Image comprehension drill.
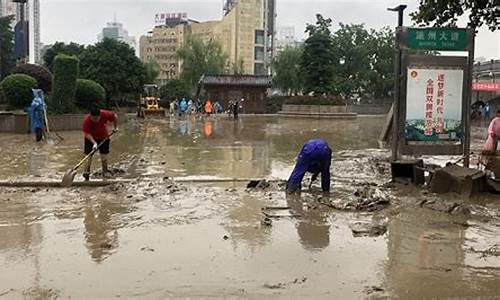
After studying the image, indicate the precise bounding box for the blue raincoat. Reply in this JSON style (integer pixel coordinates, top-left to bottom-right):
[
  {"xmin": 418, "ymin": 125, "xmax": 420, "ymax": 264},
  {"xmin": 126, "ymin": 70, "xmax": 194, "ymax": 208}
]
[
  {"xmin": 27, "ymin": 89, "xmax": 46, "ymax": 132},
  {"xmin": 286, "ymin": 139, "xmax": 332, "ymax": 193},
  {"xmin": 179, "ymin": 98, "xmax": 188, "ymax": 113}
]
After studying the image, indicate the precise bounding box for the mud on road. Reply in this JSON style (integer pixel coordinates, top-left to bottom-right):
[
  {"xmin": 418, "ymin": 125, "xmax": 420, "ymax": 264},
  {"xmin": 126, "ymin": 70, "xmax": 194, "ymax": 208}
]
[{"xmin": 0, "ymin": 116, "xmax": 499, "ymax": 298}]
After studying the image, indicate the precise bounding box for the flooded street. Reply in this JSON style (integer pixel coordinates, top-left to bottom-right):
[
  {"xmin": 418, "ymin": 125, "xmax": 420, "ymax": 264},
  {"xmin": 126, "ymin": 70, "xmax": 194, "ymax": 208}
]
[{"xmin": 0, "ymin": 116, "xmax": 499, "ymax": 298}]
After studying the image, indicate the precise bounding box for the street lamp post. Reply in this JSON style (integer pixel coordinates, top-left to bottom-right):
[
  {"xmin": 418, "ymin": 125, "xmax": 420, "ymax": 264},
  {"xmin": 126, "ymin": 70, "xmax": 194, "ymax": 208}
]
[{"xmin": 387, "ymin": 4, "xmax": 407, "ymax": 161}]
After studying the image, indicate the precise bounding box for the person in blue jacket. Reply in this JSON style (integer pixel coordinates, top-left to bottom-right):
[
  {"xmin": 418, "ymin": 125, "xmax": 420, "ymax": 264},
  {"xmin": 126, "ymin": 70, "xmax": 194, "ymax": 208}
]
[
  {"xmin": 179, "ymin": 98, "xmax": 188, "ymax": 115},
  {"xmin": 286, "ymin": 139, "xmax": 332, "ymax": 194},
  {"xmin": 26, "ymin": 89, "xmax": 46, "ymax": 142}
]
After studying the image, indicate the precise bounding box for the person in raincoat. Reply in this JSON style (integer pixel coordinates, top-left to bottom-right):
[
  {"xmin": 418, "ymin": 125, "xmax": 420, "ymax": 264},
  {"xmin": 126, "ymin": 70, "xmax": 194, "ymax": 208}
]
[
  {"xmin": 214, "ymin": 101, "xmax": 223, "ymax": 114},
  {"xmin": 27, "ymin": 89, "xmax": 46, "ymax": 142},
  {"xmin": 286, "ymin": 139, "xmax": 332, "ymax": 194},
  {"xmin": 204, "ymin": 99, "xmax": 213, "ymax": 116},
  {"xmin": 169, "ymin": 100, "xmax": 176, "ymax": 115},
  {"xmin": 231, "ymin": 99, "xmax": 239, "ymax": 119},
  {"xmin": 179, "ymin": 98, "xmax": 188, "ymax": 115}
]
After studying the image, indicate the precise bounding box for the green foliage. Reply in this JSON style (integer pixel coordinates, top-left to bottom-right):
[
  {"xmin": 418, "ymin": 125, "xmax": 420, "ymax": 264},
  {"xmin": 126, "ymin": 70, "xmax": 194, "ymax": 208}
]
[
  {"xmin": 177, "ymin": 36, "xmax": 228, "ymax": 90},
  {"xmin": 330, "ymin": 24, "xmax": 395, "ymax": 101},
  {"xmin": 365, "ymin": 27, "xmax": 395, "ymax": 99},
  {"xmin": 75, "ymin": 79, "xmax": 106, "ymax": 109},
  {"xmin": 80, "ymin": 38, "xmax": 146, "ymax": 106},
  {"xmin": 51, "ymin": 54, "xmax": 79, "ymax": 113},
  {"xmin": 272, "ymin": 46, "xmax": 304, "ymax": 96},
  {"xmin": 411, "ymin": 0, "xmax": 499, "ymax": 31},
  {"xmin": 0, "ymin": 74, "xmax": 38, "ymax": 109},
  {"xmin": 144, "ymin": 60, "xmax": 160, "ymax": 84},
  {"xmin": 43, "ymin": 42, "xmax": 86, "ymax": 72},
  {"xmin": 331, "ymin": 23, "xmax": 372, "ymax": 100},
  {"xmin": 266, "ymin": 96, "xmax": 287, "ymax": 113},
  {"xmin": 301, "ymin": 14, "xmax": 335, "ymax": 95},
  {"xmin": 232, "ymin": 58, "xmax": 245, "ymax": 75},
  {"xmin": 0, "ymin": 16, "xmax": 15, "ymax": 80},
  {"xmin": 159, "ymin": 79, "xmax": 191, "ymax": 100},
  {"xmin": 12, "ymin": 64, "xmax": 53, "ymax": 93}
]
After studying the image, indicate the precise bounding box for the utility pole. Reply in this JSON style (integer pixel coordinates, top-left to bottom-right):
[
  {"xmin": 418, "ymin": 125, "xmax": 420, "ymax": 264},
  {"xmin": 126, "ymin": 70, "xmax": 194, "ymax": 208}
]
[{"xmin": 387, "ymin": 4, "xmax": 407, "ymax": 161}]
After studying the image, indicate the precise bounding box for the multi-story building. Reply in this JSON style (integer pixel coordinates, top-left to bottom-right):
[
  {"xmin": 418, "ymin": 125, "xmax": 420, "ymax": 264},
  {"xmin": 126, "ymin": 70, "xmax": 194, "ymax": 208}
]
[
  {"xmin": 0, "ymin": 0, "xmax": 41, "ymax": 64},
  {"xmin": 98, "ymin": 20, "xmax": 136, "ymax": 51},
  {"xmin": 139, "ymin": 0, "xmax": 276, "ymax": 83},
  {"xmin": 139, "ymin": 17, "xmax": 189, "ymax": 85},
  {"xmin": 275, "ymin": 26, "xmax": 298, "ymax": 54}
]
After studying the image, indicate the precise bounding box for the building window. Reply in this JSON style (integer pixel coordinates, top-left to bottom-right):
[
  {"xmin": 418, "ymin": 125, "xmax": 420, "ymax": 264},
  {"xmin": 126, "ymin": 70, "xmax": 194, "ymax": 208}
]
[
  {"xmin": 254, "ymin": 63, "xmax": 266, "ymax": 75},
  {"xmin": 255, "ymin": 30, "xmax": 265, "ymax": 45},
  {"xmin": 254, "ymin": 46, "xmax": 265, "ymax": 61}
]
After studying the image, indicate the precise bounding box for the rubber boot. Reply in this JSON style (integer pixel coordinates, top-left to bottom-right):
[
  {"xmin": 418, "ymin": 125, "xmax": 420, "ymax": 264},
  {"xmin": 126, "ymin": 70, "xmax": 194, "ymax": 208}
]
[
  {"xmin": 83, "ymin": 158, "xmax": 92, "ymax": 181},
  {"xmin": 101, "ymin": 156, "xmax": 110, "ymax": 178}
]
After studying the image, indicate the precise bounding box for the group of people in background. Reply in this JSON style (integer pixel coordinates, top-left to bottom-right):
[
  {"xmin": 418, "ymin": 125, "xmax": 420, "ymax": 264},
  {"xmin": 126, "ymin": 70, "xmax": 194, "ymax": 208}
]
[
  {"xmin": 472, "ymin": 102, "xmax": 491, "ymax": 120},
  {"xmin": 169, "ymin": 98, "xmax": 243, "ymax": 119}
]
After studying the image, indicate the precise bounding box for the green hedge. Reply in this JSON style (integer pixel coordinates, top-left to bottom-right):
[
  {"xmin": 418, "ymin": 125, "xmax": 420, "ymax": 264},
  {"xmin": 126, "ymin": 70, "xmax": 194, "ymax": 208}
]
[
  {"xmin": 12, "ymin": 64, "xmax": 53, "ymax": 93},
  {"xmin": 51, "ymin": 54, "xmax": 79, "ymax": 113},
  {"xmin": 0, "ymin": 74, "xmax": 38, "ymax": 109},
  {"xmin": 75, "ymin": 79, "xmax": 106, "ymax": 109}
]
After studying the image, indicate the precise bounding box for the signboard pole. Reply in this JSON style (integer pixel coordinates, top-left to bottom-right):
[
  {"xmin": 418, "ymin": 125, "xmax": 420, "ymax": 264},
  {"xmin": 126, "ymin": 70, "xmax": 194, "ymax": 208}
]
[
  {"xmin": 464, "ymin": 30, "xmax": 475, "ymax": 167},
  {"xmin": 392, "ymin": 27, "xmax": 402, "ymax": 161}
]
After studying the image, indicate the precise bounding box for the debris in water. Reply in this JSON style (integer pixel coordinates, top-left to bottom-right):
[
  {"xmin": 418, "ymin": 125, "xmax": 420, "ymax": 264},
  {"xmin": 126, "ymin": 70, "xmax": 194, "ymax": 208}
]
[
  {"xmin": 261, "ymin": 217, "xmax": 272, "ymax": 227},
  {"xmin": 140, "ymin": 246, "xmax": 155, "ymax": 252},
  {"xmin": 93, "ymin": 167, "xmax": 126, "ymax": 178},
  {"xmin": 364, "ymin": 285, "xmax": 384, "ymax": 295},
  {"xmin": 263, "ymin": 282, "xmax": 286, "ymax": 289},
  {"xmin": 349, "ymin": 221, "xmax": 387, "ymax": 237},
  {"xmin": 468, "ymin": 244, "xmax": 500, "ymax": 258},
  {"xmin": 419, "ymin": 199, "xmax": 471, "ymax": 216},
  {"xmin": 246, "ymin": 180, "xmax": 270, "ymax": 189}
]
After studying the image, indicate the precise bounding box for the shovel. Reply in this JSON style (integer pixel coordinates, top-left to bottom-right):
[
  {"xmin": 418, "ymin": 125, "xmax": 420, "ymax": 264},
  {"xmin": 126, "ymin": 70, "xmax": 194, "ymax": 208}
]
[
  {"xmin": 42, "ymin": 98, "xmax": 63, "ymax": 144},
  {"xmin": 61, "ymin": 131, "xmax": 116, "ymax": 187}
]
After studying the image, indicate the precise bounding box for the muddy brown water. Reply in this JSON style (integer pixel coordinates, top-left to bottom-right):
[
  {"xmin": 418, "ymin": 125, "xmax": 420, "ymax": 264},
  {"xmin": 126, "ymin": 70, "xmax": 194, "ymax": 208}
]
[{"xmin": 0, "ymin": 115, "xmax": 499, "ymax": 298}]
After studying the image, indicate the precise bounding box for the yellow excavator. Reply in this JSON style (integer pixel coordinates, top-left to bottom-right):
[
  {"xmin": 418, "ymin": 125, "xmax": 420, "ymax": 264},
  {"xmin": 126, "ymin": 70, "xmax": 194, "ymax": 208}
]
[{"xmin": 138, "ymin": 84, "xmax": 165, "ymax": 117}]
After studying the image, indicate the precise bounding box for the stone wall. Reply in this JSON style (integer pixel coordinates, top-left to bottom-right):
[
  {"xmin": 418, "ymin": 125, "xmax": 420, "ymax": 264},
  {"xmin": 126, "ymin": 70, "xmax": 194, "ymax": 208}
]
[
  {"xmin": 281, "ymin": 105, "xmax": 348, "ymax": 114},
  {"xmin": 349, "ymin": 104, "xmax": 392, "ymax": 115}
]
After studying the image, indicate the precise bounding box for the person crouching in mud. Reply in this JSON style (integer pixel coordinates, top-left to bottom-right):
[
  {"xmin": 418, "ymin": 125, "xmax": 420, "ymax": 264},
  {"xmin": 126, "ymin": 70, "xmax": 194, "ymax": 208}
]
[
  {"xmin": 286, "ymin": 139, "xmax": 332, "ymax": 194},
  {"xmin": 82, "ymin": 105, "xmax": 118, "ymax": 181}
]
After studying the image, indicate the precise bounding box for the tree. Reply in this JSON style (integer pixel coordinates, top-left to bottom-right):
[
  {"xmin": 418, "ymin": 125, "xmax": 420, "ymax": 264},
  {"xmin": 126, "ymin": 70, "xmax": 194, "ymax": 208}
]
[
  {"xmin": 159, "ymin": 79, "xmax": 191, "ymax": 101},
  {"xmin": 144, "ymin": 60, "xmax": 160, "ymax": 84},
  {"xmin": 301, "ymin": 14, "xmax": 335, "ymax": 95},
  {"xmin": 0, "ymin": 74, "xmax": 38, "ymax": 109},
  {"xmin": 12, "ymin": 64, "xmax": 53, "ymax": 93},
  {"xmin": 411, "ymin": 0, "xmax": 499, "ymax": 31},
  {"xmin": 365, "ymin": 27, "xmax": 394, "ymax": 99},
  {"xmin": 272, "ymin": 46, "xmax": 304, "ymax": 95},
  {"xmin": 177, "ymin": 36, "xmax": 228, "ymax": 90},
  {"xmin": 331, "ymin": 23, "xmax": 372, "ymax": 101},
  {"xmin": 51, "ymin": 54, "xmax": 79, "ymax": 113},
  {"xmin": 42, "ymin": 42, "xmax": 86, "ymax": 72},
  {"xmin": 232, "ymin": 58, "xmax": 245, "ymax": 75},
  {"xmin": 80, "ymin": 38, "xmax": 146, "ymax": 106},
  {"xmin": 0, "ymin": 16, "xmax": 15, "ymax": 80},
  {"xmin": 75, "ymin": 79, "xmax": 106, "ymax": 110}
]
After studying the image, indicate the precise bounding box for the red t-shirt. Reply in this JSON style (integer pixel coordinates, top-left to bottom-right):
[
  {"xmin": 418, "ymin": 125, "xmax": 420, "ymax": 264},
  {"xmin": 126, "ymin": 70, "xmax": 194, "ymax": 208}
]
[{"xmin": 82, "ymin": 109, "xmax": 116, "ymax": 140}]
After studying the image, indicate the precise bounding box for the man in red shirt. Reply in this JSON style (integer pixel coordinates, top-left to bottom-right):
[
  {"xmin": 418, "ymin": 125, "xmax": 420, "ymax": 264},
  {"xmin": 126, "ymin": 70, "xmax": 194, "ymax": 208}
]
[{"xmin": 82, "ymin": 106, "xmax": 118, "ymax": 181}]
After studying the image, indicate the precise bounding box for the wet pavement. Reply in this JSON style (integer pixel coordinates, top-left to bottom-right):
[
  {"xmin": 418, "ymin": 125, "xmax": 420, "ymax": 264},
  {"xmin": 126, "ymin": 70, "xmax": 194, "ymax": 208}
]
[{"xmin": 0, "ymin": 115, "xmax": 499, "ymax": 298}]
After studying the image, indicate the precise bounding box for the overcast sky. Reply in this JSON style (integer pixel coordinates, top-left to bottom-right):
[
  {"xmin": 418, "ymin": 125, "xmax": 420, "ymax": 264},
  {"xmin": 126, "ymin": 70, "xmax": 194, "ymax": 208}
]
[{"xmin": 40, "ymin": 0, "xmax": 499, "ymax": 60}]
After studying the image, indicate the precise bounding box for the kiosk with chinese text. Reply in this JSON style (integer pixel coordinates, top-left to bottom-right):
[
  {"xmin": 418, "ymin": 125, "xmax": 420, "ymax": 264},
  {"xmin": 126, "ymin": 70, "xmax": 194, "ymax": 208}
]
[{"xmin": 393, "ymin": 27, "xmax": 475, "ymax": 165}]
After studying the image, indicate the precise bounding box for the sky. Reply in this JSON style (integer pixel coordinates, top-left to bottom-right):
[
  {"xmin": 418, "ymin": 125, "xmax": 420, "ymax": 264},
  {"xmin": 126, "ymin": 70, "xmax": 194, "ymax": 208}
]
[{"xmin": 40, "ymin": 0, "xmax": 499, "ymax": 60}]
